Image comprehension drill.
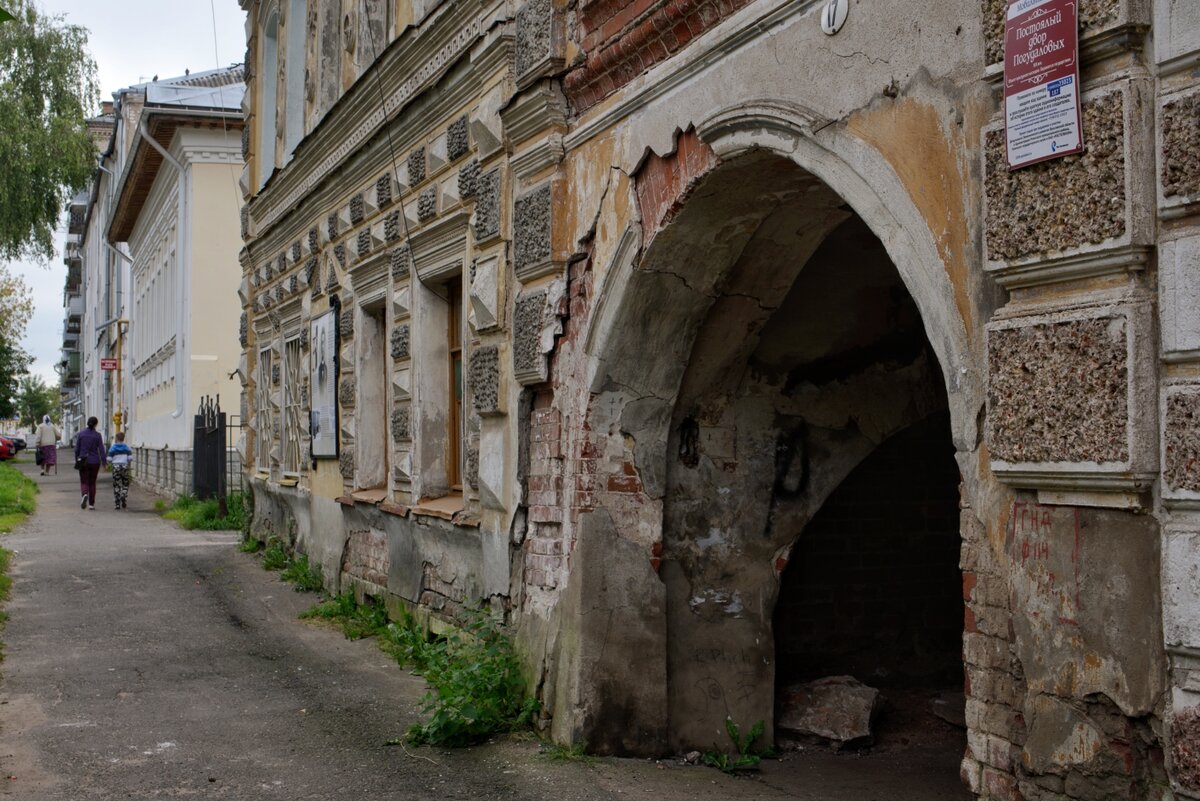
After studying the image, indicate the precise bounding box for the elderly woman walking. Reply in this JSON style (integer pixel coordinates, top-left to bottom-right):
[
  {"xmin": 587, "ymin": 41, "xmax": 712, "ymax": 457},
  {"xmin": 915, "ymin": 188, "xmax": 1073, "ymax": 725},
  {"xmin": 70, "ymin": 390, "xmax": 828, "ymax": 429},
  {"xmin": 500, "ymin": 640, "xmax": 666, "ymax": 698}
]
[
  {"xmin": 74, "ymin": 416, "xmax": 107, "ymax": 510},
  {"xmin": 34, "ymin": 415, "xmax": 60, "ymax": 475}
]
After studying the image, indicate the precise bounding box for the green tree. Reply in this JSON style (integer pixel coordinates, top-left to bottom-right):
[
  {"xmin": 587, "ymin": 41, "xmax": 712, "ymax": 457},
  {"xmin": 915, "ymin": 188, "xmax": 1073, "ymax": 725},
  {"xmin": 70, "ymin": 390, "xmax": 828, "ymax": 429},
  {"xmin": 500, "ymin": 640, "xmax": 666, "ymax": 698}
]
[
  {"xmin": 0, "ymin": 337, "xmax": 29, "ymax": 420},
  {"xmin": 0, "ymin": 1, "xmax": 98, "ymax": 261},
  {"xmin": 15, "ymin": 373, "xmax": 55, "ymax": 429}
]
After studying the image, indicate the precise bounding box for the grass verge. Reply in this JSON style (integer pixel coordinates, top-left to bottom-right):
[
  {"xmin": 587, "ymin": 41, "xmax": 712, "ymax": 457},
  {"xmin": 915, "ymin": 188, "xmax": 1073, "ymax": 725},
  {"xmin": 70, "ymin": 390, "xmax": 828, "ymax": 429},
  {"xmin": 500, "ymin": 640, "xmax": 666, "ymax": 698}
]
[
  {"xmin": 162, "ymin": 492, "xmax": 246, "ymax": 531},
  {"xmin": 0, "ymin": 461, "xmax": 38, "ymax": 661}
]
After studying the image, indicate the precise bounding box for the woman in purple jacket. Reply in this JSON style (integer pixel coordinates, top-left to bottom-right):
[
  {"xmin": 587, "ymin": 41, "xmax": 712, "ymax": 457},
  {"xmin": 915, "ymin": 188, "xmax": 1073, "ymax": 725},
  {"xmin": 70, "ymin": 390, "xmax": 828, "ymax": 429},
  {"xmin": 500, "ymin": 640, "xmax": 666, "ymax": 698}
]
[{"xmin": 74, "ymin": 416, "xmax": 107, "ymax": 510}]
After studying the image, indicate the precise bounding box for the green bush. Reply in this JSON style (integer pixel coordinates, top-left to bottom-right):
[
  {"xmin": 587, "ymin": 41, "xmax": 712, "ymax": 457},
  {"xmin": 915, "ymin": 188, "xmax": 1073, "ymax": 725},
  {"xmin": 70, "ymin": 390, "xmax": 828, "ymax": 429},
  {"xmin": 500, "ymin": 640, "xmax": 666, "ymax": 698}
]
[{"xmin": 162, "ymin": 492, "xmax": 246, "ymax": 531}]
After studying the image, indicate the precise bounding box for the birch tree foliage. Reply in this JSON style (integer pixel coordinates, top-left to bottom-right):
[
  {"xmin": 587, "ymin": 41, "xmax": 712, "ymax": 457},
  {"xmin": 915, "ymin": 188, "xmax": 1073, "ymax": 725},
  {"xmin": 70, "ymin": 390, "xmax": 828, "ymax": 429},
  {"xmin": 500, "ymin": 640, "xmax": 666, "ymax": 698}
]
[{"xmin": 0, "ymin": 1, "xmax": 98, "ymax": 261}]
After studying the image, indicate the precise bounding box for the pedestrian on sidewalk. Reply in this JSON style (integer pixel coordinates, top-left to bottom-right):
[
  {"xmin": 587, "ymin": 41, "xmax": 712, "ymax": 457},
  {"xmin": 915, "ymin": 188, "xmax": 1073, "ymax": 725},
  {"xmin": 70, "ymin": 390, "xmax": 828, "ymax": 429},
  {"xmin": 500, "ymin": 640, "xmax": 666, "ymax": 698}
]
[
  {"xmin": 108, "ymin": 432, "xmax": 132, "ymax": 510},
  {"xmin": 74, "ymin": 417, "xmax": 107, "ymax": 510},
  {"xmin": 34, "ymin": 415, "xmax": 60, "ymax": 475}
]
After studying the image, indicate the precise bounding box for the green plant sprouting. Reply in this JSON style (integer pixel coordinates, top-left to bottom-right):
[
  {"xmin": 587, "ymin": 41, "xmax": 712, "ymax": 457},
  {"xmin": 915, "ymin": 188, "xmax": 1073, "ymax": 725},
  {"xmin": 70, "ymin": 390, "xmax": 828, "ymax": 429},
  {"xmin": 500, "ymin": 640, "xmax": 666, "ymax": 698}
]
[{"xmin": 702, "ymin": 718, "xmax": 769, "ymax": 773}]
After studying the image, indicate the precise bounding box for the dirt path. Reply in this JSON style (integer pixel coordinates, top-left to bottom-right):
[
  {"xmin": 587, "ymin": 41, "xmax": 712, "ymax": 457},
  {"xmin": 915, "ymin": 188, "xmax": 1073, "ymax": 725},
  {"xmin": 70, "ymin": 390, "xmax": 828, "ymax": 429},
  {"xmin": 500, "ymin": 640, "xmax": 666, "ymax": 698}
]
[{"xmin": 0, "ymin": 456, "xmax": 969, "ymax": 800}]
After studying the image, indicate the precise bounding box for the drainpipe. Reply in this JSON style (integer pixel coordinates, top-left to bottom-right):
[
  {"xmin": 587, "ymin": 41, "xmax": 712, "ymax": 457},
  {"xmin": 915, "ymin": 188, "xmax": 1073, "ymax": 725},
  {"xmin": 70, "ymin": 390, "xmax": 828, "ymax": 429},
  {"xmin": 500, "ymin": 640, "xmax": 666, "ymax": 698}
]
[{"xmin": 138, "ymin": 116, "xmax": 188, "ymax": 424}]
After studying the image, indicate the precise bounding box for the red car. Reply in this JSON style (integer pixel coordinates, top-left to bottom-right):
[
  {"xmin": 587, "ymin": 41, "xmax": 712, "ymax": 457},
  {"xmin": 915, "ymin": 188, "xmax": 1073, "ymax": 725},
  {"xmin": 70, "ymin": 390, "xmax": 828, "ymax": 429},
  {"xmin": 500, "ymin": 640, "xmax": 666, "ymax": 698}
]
[{"xmin": 0, "ymin": 438, "xmax": 15, "ymax": 460}]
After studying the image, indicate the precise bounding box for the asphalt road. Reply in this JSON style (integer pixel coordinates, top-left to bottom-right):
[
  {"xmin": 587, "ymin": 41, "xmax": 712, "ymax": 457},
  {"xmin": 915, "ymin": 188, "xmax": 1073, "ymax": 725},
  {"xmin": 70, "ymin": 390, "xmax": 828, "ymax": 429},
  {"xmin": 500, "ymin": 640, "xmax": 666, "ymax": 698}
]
[{"xmin": 0, "ymin": 456, "xmax": 969, "ymax": 800}]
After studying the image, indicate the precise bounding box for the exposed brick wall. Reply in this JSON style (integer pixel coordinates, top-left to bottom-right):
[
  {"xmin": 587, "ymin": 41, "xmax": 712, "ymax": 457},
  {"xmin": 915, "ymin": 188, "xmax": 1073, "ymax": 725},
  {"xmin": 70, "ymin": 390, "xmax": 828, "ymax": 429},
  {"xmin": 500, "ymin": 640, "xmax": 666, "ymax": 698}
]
[
  {"xmin": 342, "ymin": 529, "xmax": 389, "ymax": 587},
  {"xmin": 565, "ymin": 0, "xmax": 755, "ymax": 112},
  {"xmin": 774, "ymin": 412, "xmax": 964, "ymax": 689},
  {"xmin": 635, "ymin": 128, "xmax": 718, "ymax": 242}
]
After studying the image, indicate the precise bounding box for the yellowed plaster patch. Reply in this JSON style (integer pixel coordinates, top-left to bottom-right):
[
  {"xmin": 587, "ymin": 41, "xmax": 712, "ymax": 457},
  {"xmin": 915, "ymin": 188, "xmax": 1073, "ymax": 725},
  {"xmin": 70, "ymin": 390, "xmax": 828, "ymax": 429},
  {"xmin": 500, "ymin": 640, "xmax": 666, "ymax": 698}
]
[{"xmin": 847, "ymin": 99, "xmax": 975, "ymax": 339}]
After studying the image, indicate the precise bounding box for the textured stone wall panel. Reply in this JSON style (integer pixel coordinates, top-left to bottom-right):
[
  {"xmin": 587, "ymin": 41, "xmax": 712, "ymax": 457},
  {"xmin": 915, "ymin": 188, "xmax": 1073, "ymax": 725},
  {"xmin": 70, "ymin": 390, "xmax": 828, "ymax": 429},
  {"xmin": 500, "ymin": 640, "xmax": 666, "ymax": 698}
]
[
  {"xmin": 983, "ymin": 0, "xmax": 1120, "ymax": 65},
  {"xmin": 340, "ymin": 309, "xmax": 354, "ymax": 340},
  {"xmin": 326, "ymin": 264, "xmax": 340, "ymax": 293},
  {"xmin": 986, "ymin": 93, "xmax": 1126, "ymax": 262},
  {"xmin": 515, "ymin": 0, "xmax": 552, "ymax": 78},
  {"xmin": 350, "ymin": 193, "xmax": 364, "ymax": 225},
  {"xmin": 459, "ymin": 159, "xmax": 481, "ymax": 199},
  {"xmin": 1163, "ymin": 92, "xmax": 1200, "ymax": 199},
  {"xmin": 308, "ymin": 227, "xmax": 318, "ymax": 252},
  {"xmin": 339, "ymin": 448, "xmax": 354, "ymax": 479},
  {"xmin": 333, "ymin": 242, "xmax": 347, "ymax": 267},
  {"xmin": 1165, "ymin": 391, "xmax": 1200, "ymax": 492},
  {"xmin": 391, "ymin": 404, "xmax": 411, "ymax": 442},
  {"xmin": 408, "ymin": 147, "xmax": 426, "ymax": 184},
  {"xmin": 514, "ymin": 291, "xmax": 546, "ymax": 382},
  {"xmin": 473, "ymin": 169, "xmax": 501, "ymax": 240},
  {"xmin": 1173, "ymin": 707, "xmax": 1200, "ymax": 791},
  {"xmin": 391, "ymin": 324, "xmax": 410, "ymax": 361},
  {"xmin": 514, "ymin": 184, "xmax": 552, "ymax": 274},
  {"xmin": 448, "ymin": 115, "xmax": 469, "ymax": 161},
  {"xmin": 291, "ymin": 241, "xmax": 301, "ymax": 262},
  {"xmin": 357, "ymin": 228, "xmax": 372, "ymax": 258},
  {"xmin": 376, "ymin": 174, "xmax": 392, "ymax": 207},
  {"xmin": 391, "ymin": 246, "xmax": 411, "ymax": 279},
  {"xmin": 239, "ymin": 312, "xmax": 248, "ymax": 348},
  {"xmin": 327, "ymin": 213, "xmax": 339, "ymax": 240},
  {"xmin": 384, "ymin": 211, "xmax": 400, "ymax": 242},
  {"xmin": 339, "ymin": 377, "xmax": 356, "ymax": 407},
  {"xmin": 469, "ymin": 345, "xmax": 501, "ymax": 415},
  {"xmin": 988, "ymin": 317, "xmax": 1129, "ymax": 463},
  {"xmin": 418, "ymin": 187, "xmax": 437, "ymax": 221}
]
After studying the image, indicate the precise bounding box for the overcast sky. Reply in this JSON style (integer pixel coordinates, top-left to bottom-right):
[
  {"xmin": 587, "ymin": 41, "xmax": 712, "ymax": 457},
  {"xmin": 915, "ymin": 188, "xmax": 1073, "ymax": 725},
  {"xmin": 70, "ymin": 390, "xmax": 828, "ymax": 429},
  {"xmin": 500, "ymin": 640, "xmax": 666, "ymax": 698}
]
[{"xmin": 9, "ymin": 0, "xmax": 246, "ymax": 388}]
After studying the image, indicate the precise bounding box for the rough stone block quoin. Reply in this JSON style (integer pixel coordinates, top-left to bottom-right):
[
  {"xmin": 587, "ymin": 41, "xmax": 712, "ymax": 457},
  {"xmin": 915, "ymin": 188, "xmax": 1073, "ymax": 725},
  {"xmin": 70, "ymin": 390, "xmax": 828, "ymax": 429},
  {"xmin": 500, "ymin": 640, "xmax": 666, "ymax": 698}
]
[
  {"xmin": 357, "ymin": 228, "xmax": 372, "ymax": 258},
  {"xmin": 390, "ymin": 246, "xmax": 411, "ymax": 279},
  {"xmin": 469, "ymin": 345, "xmax": 501, "ymax": 415},
  {"xmin": 417, "ymin": 187, "xmax": 437, "ymax": 222},
  {"xmin": 239, "ymin": 312, "xmax": 248, "ymax": 348},
  {"xmin": 515, "ymin": 0, "xmax": 553, "ymax": 78},
  {"xmin": 514, "ymin": 184, "xmax": 553, "ymax": 275},
  {"xmin": 349, "ymin": 193, "xmax": 364, "ymax": 225},
  {"xmin": 339, "ymin": 377, "xmax": 356, "ymax": 407},
  {"xmin": 1162, "ymin": 92, "xmax": 1200, "ymax": 199},
  {"xmin": 447, "ymin": 115, "xmax": 469, "ymax": 161},
  {"xmin": 308, "ymin": 227, "xmax": 319, "ymax": 252},
  {"xmin": 240, "ymin": 206, "xmax": 250, "ymax": 240},
  {"xmin": 339, "ymin": 448, "xmax": 354, "ymax": 479},
  {"xmin": 391, "ymin": 403, "xmax": 410, "ymax": 441},
  {"xmin": 339, "ymin": 309, "xmax": 354, "ymax": 340},
  {"xmin": 291, "ymin": 241, "xmax": 301, "ymax": 262},
  {"xmin": 988, "ymin": 316, "xmax": 1129, "ymax": 464},
  {"xmin": 985, "ymin": 93, "xmax": 1126, "ymax": 262},
  {"xmin": 376, "ymin": 174, "xmax": 392, "ymax": 207},
  {"xmin": 514, "ymin": 291, "xmax": 547, "ymax": 383},
  {"xmin": 459, "ymin": 159, "xmax": 481, "ymax": 199},
  {"xmin": 333, "ymin": 242, "xmax": 347, "ymax": 267},
  {"xmin": 1165, "ymin": 390, "xmax": 1200, "ymax": 492},
  {"xmin": 473, "ymin": 169, "xmax": 501, "ymax": 240},
  {"xmin": 384, "ymin": 211, "xmax": 400, "ymax": 242},
  {"xmin": 327, "ymin": 213, "xmax": 339, "ymax": 240},
  {"xmin": 408, "ymin": 147, "xmax": 426, "ymax": 185},
  {"xmin": 390, "ymin": 324, "xmax": 410, "ymax": 361}
]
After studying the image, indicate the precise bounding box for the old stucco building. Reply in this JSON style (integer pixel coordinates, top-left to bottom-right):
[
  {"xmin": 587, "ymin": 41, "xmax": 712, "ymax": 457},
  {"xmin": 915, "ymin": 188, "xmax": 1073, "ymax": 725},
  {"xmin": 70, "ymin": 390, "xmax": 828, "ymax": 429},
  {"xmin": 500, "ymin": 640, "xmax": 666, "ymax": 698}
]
[{"xmin": 238, "ymin": 0, "xmax": 1200, "ymax": 797}]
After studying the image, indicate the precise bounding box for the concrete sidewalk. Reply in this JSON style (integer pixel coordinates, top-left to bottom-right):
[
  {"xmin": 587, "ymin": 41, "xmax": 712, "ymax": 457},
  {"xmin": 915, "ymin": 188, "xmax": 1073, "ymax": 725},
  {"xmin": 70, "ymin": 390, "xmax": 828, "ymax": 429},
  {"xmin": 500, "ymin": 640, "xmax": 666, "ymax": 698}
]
[{"xmin": 0, "ymin": 456, "xmax": 967, "ymax": 800}]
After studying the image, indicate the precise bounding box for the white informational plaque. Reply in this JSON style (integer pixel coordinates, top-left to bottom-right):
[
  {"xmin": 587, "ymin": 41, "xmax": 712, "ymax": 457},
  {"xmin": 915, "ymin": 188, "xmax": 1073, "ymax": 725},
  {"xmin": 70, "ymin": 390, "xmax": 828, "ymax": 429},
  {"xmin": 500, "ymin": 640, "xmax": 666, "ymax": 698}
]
[{"xmin": 309, "ymin": 310, "xmax": 338, "ymax": 458}]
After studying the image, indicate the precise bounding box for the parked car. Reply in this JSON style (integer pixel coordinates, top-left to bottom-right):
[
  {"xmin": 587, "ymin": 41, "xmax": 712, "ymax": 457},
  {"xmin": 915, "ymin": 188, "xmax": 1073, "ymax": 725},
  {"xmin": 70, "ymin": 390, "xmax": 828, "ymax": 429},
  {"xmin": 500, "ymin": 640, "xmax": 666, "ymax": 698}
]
[
  {"xmin": 0, "ymin": 438, "xmax": 16, "ymax": 460},
  {"xmin": 10, "ymin": 435, "xmax": 26, "ymax": 452}
]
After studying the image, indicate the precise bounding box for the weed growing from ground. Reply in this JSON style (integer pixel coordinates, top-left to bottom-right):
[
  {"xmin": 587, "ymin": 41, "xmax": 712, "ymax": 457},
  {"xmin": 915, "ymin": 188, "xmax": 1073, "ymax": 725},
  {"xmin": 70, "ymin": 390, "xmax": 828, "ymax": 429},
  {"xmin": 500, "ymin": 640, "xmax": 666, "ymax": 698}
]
[
  {"xmin": 299, "ymin": 593, "xmax": 387, "ymax": 639},
  {"xmin": 540, "ymin": 741, "xmax": 594, "ymax": 764},
  {"xmin": 702, "ymin": 718, "xmax": 769, "ymax": 773},
  {"xmin": 238, "ymin": 535, "xmax": 263, "ymax": 553},
  {"xmin": 261, "ymin": 538, "xmax": 288, "ymax": 571},
  {"xmin": 380, "ymin": 608, "xmax": 538, "ymax": 747},
  {"xmin": 162, "ymin": 492, "xmax": 246, "ymax": 531},
  {"xmin": 280, "ymin": 553, "xmax": 323, "ymax": 592}
]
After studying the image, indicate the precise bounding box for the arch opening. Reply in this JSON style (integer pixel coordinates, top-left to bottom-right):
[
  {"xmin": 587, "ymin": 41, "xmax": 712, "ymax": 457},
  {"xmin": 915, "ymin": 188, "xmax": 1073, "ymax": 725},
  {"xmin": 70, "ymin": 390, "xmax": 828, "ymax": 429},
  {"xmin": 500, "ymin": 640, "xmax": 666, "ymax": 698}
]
[{"xmin": 642, "ymin": 152, "xmax": 967, "ymax": 793}]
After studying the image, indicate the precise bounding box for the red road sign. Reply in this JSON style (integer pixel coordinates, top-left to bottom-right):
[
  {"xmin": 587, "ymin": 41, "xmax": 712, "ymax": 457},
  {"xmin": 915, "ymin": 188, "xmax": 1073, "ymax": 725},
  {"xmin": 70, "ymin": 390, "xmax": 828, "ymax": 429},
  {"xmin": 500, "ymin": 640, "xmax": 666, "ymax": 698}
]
[
  {"xmin": 1004, "ymin": 0, "xmax": 1083, "ymax": 169},
  {"xmin": 100, "ymin": 358, "xmax": 118, "ymax": 371}
]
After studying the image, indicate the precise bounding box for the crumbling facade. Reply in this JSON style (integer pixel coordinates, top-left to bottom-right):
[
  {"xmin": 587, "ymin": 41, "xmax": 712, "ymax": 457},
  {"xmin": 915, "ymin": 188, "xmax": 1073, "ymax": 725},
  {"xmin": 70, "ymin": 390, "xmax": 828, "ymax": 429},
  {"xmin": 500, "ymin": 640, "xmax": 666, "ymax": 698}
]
[{"xmin": 238, "ymin": 0, "xmax": 1200, "ymax": 798}]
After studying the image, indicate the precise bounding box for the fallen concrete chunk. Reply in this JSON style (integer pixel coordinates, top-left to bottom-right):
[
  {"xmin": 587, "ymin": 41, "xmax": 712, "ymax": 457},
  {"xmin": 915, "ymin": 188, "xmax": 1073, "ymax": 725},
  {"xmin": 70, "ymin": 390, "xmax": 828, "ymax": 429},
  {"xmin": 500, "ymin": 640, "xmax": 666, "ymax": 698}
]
[{"xmin": 777, "ymin": 675, "xmax": 879, "ymax": 749}]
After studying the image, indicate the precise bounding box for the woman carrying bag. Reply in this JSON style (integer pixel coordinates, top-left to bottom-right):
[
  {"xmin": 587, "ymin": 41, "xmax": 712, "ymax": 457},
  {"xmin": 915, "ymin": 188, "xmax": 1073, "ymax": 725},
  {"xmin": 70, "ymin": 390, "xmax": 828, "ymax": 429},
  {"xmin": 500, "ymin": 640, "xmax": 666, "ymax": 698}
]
[
  {"xmin": 74, "ymin": 417, "xmax": 107, "ymax": 510},
  {"xmin": 34, "ymin": 415, "xmax": 60, "ymax": 475}
]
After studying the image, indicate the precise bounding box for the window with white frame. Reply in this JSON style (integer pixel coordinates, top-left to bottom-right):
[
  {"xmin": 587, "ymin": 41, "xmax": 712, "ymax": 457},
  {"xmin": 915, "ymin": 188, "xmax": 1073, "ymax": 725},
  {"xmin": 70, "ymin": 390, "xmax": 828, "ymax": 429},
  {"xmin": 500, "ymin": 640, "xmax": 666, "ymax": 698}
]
[
  {"xmin": 256, "ymin": 348, "xmax": 273, "ymax": 472},
  {"xmin": 283, "ymin": 0, "xmax": 306, "ymax": 158},
  {"xmin": 282, "ymin": 336, "xmax": 304, "ymax": 474}
]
